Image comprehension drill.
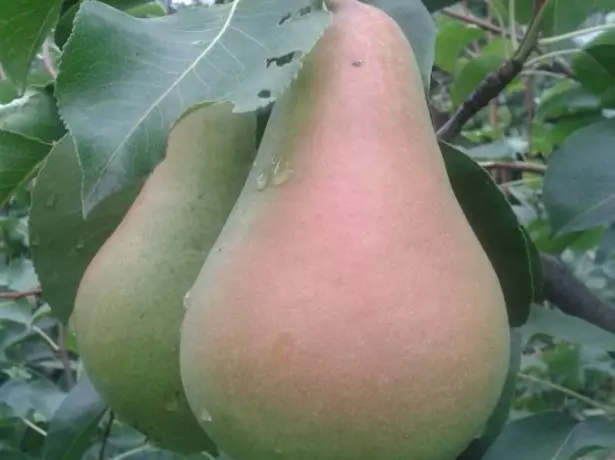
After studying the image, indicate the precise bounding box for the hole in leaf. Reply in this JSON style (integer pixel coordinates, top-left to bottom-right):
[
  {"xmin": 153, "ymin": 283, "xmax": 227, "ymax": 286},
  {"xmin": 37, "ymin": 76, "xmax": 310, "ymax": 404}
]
[
  {"xmin": 266, "ymin": 52, "xmax": 296, "ymax": 68},
  {"xmin": 279, "ymin": 12, "xmax": 292, "ymax": 25},
  {"xmin": 258, "ymin": 90, "xmax": 272, "ymax": 99}
]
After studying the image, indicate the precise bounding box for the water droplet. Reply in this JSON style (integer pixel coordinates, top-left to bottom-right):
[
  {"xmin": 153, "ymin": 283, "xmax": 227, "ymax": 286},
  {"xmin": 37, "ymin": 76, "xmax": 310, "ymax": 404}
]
[
  {"xmin": 45, "ymin": 194, "xmax": 57, "ymax": 209},
  {"xmin": 191, "ymin": 40, "xmax": 205, "ymax": 46},
  {"xmin": 165, "ymin": 399, "xmax": 179, "ymax": 412},
  {"xmin": 75, "ymin": 236, "xmax": 85, "ymax": 251},
  {"xmin": 200, "ymin": 408, "xmax": 212, "ymax": 422},
  {"xmin": 30, "ymin": 235, "xmax": 41, "ymax": 247},
  {"xmin": 271, "ymin": 157, "xmax": 293, "ymax": 186},
  {"xmin": 183, "ymin": 291, "xmax": 192, "ymax": 309},
  {"xmin": 256, "ymin": 172, "xmax": 270, "ymax": 191}
]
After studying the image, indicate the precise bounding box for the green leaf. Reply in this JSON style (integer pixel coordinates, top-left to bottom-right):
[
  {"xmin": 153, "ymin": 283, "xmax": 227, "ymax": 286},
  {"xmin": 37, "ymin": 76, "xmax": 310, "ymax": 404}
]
[
  {"xmin": 466, "ymin": 140, "xmax": 519, "ymax": 161},
  {"xmin": 521, "ymin": 304, "xmax": 615, "ymax": 351},
  {"xmin": 125, "ymin": 1, "xmax": 168, "ymax": 17},
  {"xmin": 25, "ymin": 44, "xmax": 61, "ymax": 89},
  {"xmin": 29, "ymin": 135, "xmax": 141, "ymax": 323},
  {"xmin": 0, "ymin": 300, "xmax": 32, "ymax": 325},
  {"xmin": 441, "ymin": 142, "xmax": 541, "ymax": 327},
  {"xmin": 572, "ymin": 30, "xmax": 615, "ymax": 96},
  {"xmin": 491, "ymin": 0, "xmax": 595, "ymax": 36},
  {"xmin": 0, "ymin": 0, "xmax": 64, "ymax": 93},
  {"xmin": 528, "ymin": 218, "xmax": 605, "ymax": 253},
  {"xmin": 0, "ymin": 131, "xmax": 51, "ymax": 205},
  {"xmin": 457, "ymin": 330, "xmax": 522, "ymax": 460},
  {"xmin": 362, "ymin": 0, "xmax": 435, "ymax": 89},
  {"xmin": 0, "ymin": 378, "xmax": 66, "ymax": 420},
  {"xmin": 435, "ymin": 21, "xmax": 485, "ymax": 73},
  {"xmin": 57, "ymin": 0, "xmax": 331, "ymax": 215},
  {"xmin": 0, "ymin": 80, "xmax": 19, "ymax": 104},
  {"xmin": 543, "ymin": 119, "xmax": 615, "ymax": 235},
  {"xmin": 0, "ymin": 450, "xmax": 35, "ymax": 460},
  {"xmin": 7, "ymin": 259, "xmax": 39, "ymax": 292},
  {"xmin": 482, "ymin": 412, "xmax": 603, "ymax": 460},
  {"xmin": 489, "ymin": 0, "xmax": 534, "ymax": 25},
  {"xmin": 557, "ymin": 417, "xmax": 615, "ymax": 459},
  {"xmin": 420, "ymin": 0, "xmax": 461, "ymax": 11},
  {"xmin": 535, "ymin": 81, "xmax": 602, "ymax": 121},
  {"xmin": 43, "ymin": 375, "xmax": 107, "ymax": 460},
  {"xmin": 114, "ymin": 448, "xmax": 212, "ymax": 459},
  {"xmin": 596, "ymin": 223, "xmax": 615, "ymax": 263},
  {"xmin": 539, "ymin": 0, "xmax": 599, "ymax": 37},
  {"xmin": 54, "ymin": 0, "xmax": 158, "ymax": 48},
  {"xmin": 0, "ymin": 90, "xmax": 65, "ymax": 143},
  {"xmin": 533, "ymin": 111, "xmax": 605, "ymax": 153},
  {"xmin": 451, "ymin": 53, "xmax": 504, "ymax": 108}
]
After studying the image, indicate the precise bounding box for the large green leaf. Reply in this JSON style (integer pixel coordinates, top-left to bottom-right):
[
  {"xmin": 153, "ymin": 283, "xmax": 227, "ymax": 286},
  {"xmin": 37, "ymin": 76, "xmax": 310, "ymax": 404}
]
[
  {"xmin": 0, "ymin": 131, "xmax": 51, "ymax": 205},
  {"xmin": 572, "ymin": 30, "xmax": 615, "ymax": 96},
  {"xmin": 29, "ymin": 135, "xmax": 141, "ymax": 322},
  {"xmin": 434, "ymin": 20, "xmax": 485, "ymax": 73},
  {"xmin": 361, "ymin": 0, "xmax": 435, "ymax": 88},
  {"xmin": 0, "ymin": 90, "xmax": 65, "ymax": 143},
  {"xmin": 482, "ymin": 413, "xmax": 615, "ymax": 460},
  {"xmin": 491, "ymin": 0, "xmax": 597, "ymax": 37},
  {"xmin": 57, "ymin": 0, "xmax": 331, "ymax": 215},
  {"xmin": 535, "ymin": 81, "xmax": 602, "ymax": 121},
  {"xmin": 43, "ymin": 375, "xmax": 107, "ymax": 460},
  {"xmin": 421, "ymin": 0, "xmax": 461, "ymax": 11},
  {"xmin": 543, "ymin": 119, "xmax": 615, "ymax": 235},
  {"xmin": 0, "ymin": 0, "xmax": 64, "ymax": 93},
  {"xmin": 441, "ymin": 142, "xmax": 541, "ymax": 327},
  {"xmin": 54, "ymin": 0, "xmax": 158, "ymax": 47},
  {"xmin": 521, "ymin": 304, "xmax": 615, "ymax": 351},
  {"xmin": 0, "ymin": 80, "xmax": 19, "ymax": 104},
  {"xmin": 0, "ymin": 378, "xmax": 66, "ymax": 420}
]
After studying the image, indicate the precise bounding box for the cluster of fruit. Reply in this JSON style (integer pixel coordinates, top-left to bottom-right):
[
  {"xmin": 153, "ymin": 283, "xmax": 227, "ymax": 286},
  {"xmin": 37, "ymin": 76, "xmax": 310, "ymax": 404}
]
[{"xmin": 72, "ymin": 1, "xmax": 510, "ymax": 459}]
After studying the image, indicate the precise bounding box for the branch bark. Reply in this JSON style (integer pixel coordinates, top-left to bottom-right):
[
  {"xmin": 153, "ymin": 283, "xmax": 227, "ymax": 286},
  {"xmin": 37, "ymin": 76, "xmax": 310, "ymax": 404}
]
[
  {"xmin": 0, "ymin": 288, "xmax": 42, "ymax": 300},
  {"xmin": 541, "ymin": 254, "xmax": 615, "ymax": 334},
  {"xmin": 480, "ymin": 161, "xmax": 547, "ymax": 175}
]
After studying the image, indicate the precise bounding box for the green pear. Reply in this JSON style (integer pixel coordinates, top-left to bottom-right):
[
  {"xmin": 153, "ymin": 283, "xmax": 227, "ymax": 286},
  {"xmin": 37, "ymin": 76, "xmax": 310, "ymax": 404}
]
[{"xmin": 73, "ymin": 103, "xmax": 256, "ymax": 452}]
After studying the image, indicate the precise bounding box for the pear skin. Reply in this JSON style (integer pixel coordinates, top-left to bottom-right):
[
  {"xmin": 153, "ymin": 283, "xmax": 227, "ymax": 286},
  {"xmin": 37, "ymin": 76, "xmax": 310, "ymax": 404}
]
[
  {"xmin": 180, "ymin": 2, "xmax": 510, "ymax": 460},
  {"xmin": 72, "ymin": 103, "xmax": 256, "ymax": 453}
]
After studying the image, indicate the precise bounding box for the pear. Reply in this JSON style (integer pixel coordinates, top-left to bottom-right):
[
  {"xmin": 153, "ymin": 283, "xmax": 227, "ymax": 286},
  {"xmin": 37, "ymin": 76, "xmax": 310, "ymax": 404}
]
[
  {"xmin": 72, "ymin": 103, "xmax": 256, "ymax": 452},
  {"xmin": 179, "ymin": 2, "xmax": 510, "ymax": 459}
]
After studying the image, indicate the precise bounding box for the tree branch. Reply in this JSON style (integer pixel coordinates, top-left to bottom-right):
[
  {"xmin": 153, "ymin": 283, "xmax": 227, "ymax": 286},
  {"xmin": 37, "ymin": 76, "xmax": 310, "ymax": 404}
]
[
  {"xmin": 439, "ymin": 5, "xmax": 575, "ymax": 81},
  {"xmin": 441, "ymin": 8, "xmax": 505, "ymax": 36},
  {"xmin": 437, "ymin": 59, "xmax": 524, "ymax": 141},
  {"xmin": 479, "ymin": 161, "xmax": 547, "ymax": 174},
  {"xmin": 541, "ymin": 254, "xmax": 615, "ymax": 335},
  {"xmin": 0, "ymin": 288, "xmax": 42, "ymax": 300},
  {"xmin": 58, "ymin": 323, "xmax": 75, "ymax": 388}
]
